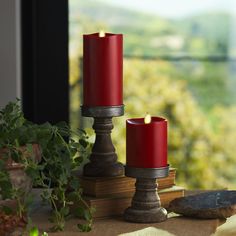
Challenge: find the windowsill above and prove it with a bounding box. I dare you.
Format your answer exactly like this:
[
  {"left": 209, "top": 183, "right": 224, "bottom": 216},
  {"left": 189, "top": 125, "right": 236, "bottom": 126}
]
[{"left": 30, "top": 189, "right": 223, "bottom": 236}]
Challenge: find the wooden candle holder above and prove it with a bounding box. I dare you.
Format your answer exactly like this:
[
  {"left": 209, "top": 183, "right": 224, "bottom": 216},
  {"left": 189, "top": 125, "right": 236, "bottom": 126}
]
[
  {"left": 124, "top": 165, "right": 169, "bottom": 223},
  {"left": 81, "top": 105, "right": 124, "bottom": 177}
]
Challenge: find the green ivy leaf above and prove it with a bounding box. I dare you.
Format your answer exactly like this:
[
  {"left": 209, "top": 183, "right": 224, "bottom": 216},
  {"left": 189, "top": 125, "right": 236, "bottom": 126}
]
[
  {"left": 1, "top": 205, "right": 13, "bottom": 215},
  {"left": 77, "top": 223, "right": 92, "bottom": 232},
  {"left": 26, "top": 143, "right": 33, "bottom": 154},
  {"left": 29, "top": 226, "right": 39, "bottom": 236},
  {"left": 79, "top": 139, "right": 88, "bottom": 148},
  {"left": 69, "top": 178, "right": 80, "bottom": 190},
  {"left": 84, "top": 209, "right": 92, "bottom": 221},
  {"left": 74, "top": 207, "right": 84, "bottom": 218},
  {"left": 60, "top": 206, "right": 70, "bottom": 217}
]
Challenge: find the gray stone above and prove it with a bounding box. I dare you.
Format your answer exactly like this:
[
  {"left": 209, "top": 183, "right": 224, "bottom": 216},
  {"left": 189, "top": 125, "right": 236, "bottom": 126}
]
[{"left": 168, "top": 190, "right": 236, "bottom": 219}]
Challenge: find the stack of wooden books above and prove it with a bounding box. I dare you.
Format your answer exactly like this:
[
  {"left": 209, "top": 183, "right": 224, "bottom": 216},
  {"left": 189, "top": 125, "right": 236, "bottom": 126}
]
[{"left": 80, "top": 168, "right": 184, "bottom": 218}]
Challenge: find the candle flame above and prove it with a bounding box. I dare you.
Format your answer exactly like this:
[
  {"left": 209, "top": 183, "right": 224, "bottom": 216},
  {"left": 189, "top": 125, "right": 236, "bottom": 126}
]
[
  {"left": 144, "top": 113, "right": 151, "bottom": 124},
  {"left": 99, "top": 30, "right": 105, "bottom": 37}
]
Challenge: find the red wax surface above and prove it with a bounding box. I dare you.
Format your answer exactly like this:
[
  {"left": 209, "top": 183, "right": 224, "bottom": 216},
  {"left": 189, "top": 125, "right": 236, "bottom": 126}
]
[
  {"left": 126, "top": 117, "right": 168, "bottom": 168},
  {"left": 83, "top": 33, "right": 123, "bottom": 106}
]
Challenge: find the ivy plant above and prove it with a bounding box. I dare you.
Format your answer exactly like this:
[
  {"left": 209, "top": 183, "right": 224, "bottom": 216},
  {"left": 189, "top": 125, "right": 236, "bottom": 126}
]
[{"left": 0, "top": 99, "right": 94, "bottom": 232}]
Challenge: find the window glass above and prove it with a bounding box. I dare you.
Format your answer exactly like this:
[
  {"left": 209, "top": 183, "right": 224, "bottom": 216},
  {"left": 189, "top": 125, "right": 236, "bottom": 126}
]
[{"left": 69, "top": 0, "right": 236, "bottom": 189}]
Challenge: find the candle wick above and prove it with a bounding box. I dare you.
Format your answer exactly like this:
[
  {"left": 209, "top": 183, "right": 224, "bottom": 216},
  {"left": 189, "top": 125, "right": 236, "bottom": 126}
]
[
  {"left": 144, "top": 113, "right": 151, "bottom": 124},
  {"left": 99, "top": 31, "right": 105, "bottom": 37}
]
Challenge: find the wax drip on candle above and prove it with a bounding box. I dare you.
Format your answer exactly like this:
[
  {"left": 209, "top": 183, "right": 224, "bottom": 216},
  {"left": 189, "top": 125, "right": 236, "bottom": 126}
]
[
  {"left": 144, "top": 113, "right": 151, "bottom": 124},
  {"left": 99, "top": 30, "right": 105, "bottom": 37}
]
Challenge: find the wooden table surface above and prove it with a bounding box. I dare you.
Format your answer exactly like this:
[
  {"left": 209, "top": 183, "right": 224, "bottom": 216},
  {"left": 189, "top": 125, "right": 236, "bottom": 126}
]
[{"left": 30, "top": 189, "right": 224, "bottom": 236}]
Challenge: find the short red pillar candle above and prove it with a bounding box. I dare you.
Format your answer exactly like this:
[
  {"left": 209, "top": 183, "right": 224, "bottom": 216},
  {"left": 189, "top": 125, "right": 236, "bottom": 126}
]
[
  {"left": 83, "top": 32, "right": 123, "bottom": 107},
  {"left": 126, "top": 116, "right": 168, "bottom": 168}
]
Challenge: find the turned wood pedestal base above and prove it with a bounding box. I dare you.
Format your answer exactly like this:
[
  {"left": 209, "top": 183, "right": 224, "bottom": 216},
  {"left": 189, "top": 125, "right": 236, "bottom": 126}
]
[
  {"left": 81, "top": 105, "right": 124, "bottom": 177},
  {"left": 124, "top": 166, "right": 169, "bottom": 223},
  {"left": 124, "top": 178, "right": 167, "bottom": 223}
]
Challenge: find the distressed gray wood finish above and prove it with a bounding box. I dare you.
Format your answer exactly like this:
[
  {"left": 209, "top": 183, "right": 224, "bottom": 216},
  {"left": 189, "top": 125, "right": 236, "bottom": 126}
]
[
  {"left": 82, "top": 106, "right": 124, "bottom": 177},
  {"left": 169, "top": 190, "right": 236, "bottom": 219},
  {"left": 124, "top": 178, "right": 168, "bottom": 223}
]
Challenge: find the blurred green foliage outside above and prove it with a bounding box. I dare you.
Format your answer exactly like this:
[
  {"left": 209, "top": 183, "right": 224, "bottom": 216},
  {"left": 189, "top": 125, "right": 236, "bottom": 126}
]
[
  {"left": 69, "top": 0, "right": 236, "bottom": 189},
  {"left": 70, "top": 58, "right": 236, "bottom": 190}
]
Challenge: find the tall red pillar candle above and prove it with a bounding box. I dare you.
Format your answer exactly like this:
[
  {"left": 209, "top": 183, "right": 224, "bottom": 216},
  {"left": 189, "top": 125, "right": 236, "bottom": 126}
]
[
  {"left": 83, "top": 32, "right": 123, "bottom": 107},
  {"left": 126, "top": 116, "right": 168, "bottom": 168}
]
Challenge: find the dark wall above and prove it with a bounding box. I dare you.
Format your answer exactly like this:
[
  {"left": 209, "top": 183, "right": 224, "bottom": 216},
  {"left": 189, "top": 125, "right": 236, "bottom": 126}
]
[{"left": 21, "top": 0, "right": 69, "bottom": 124}]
